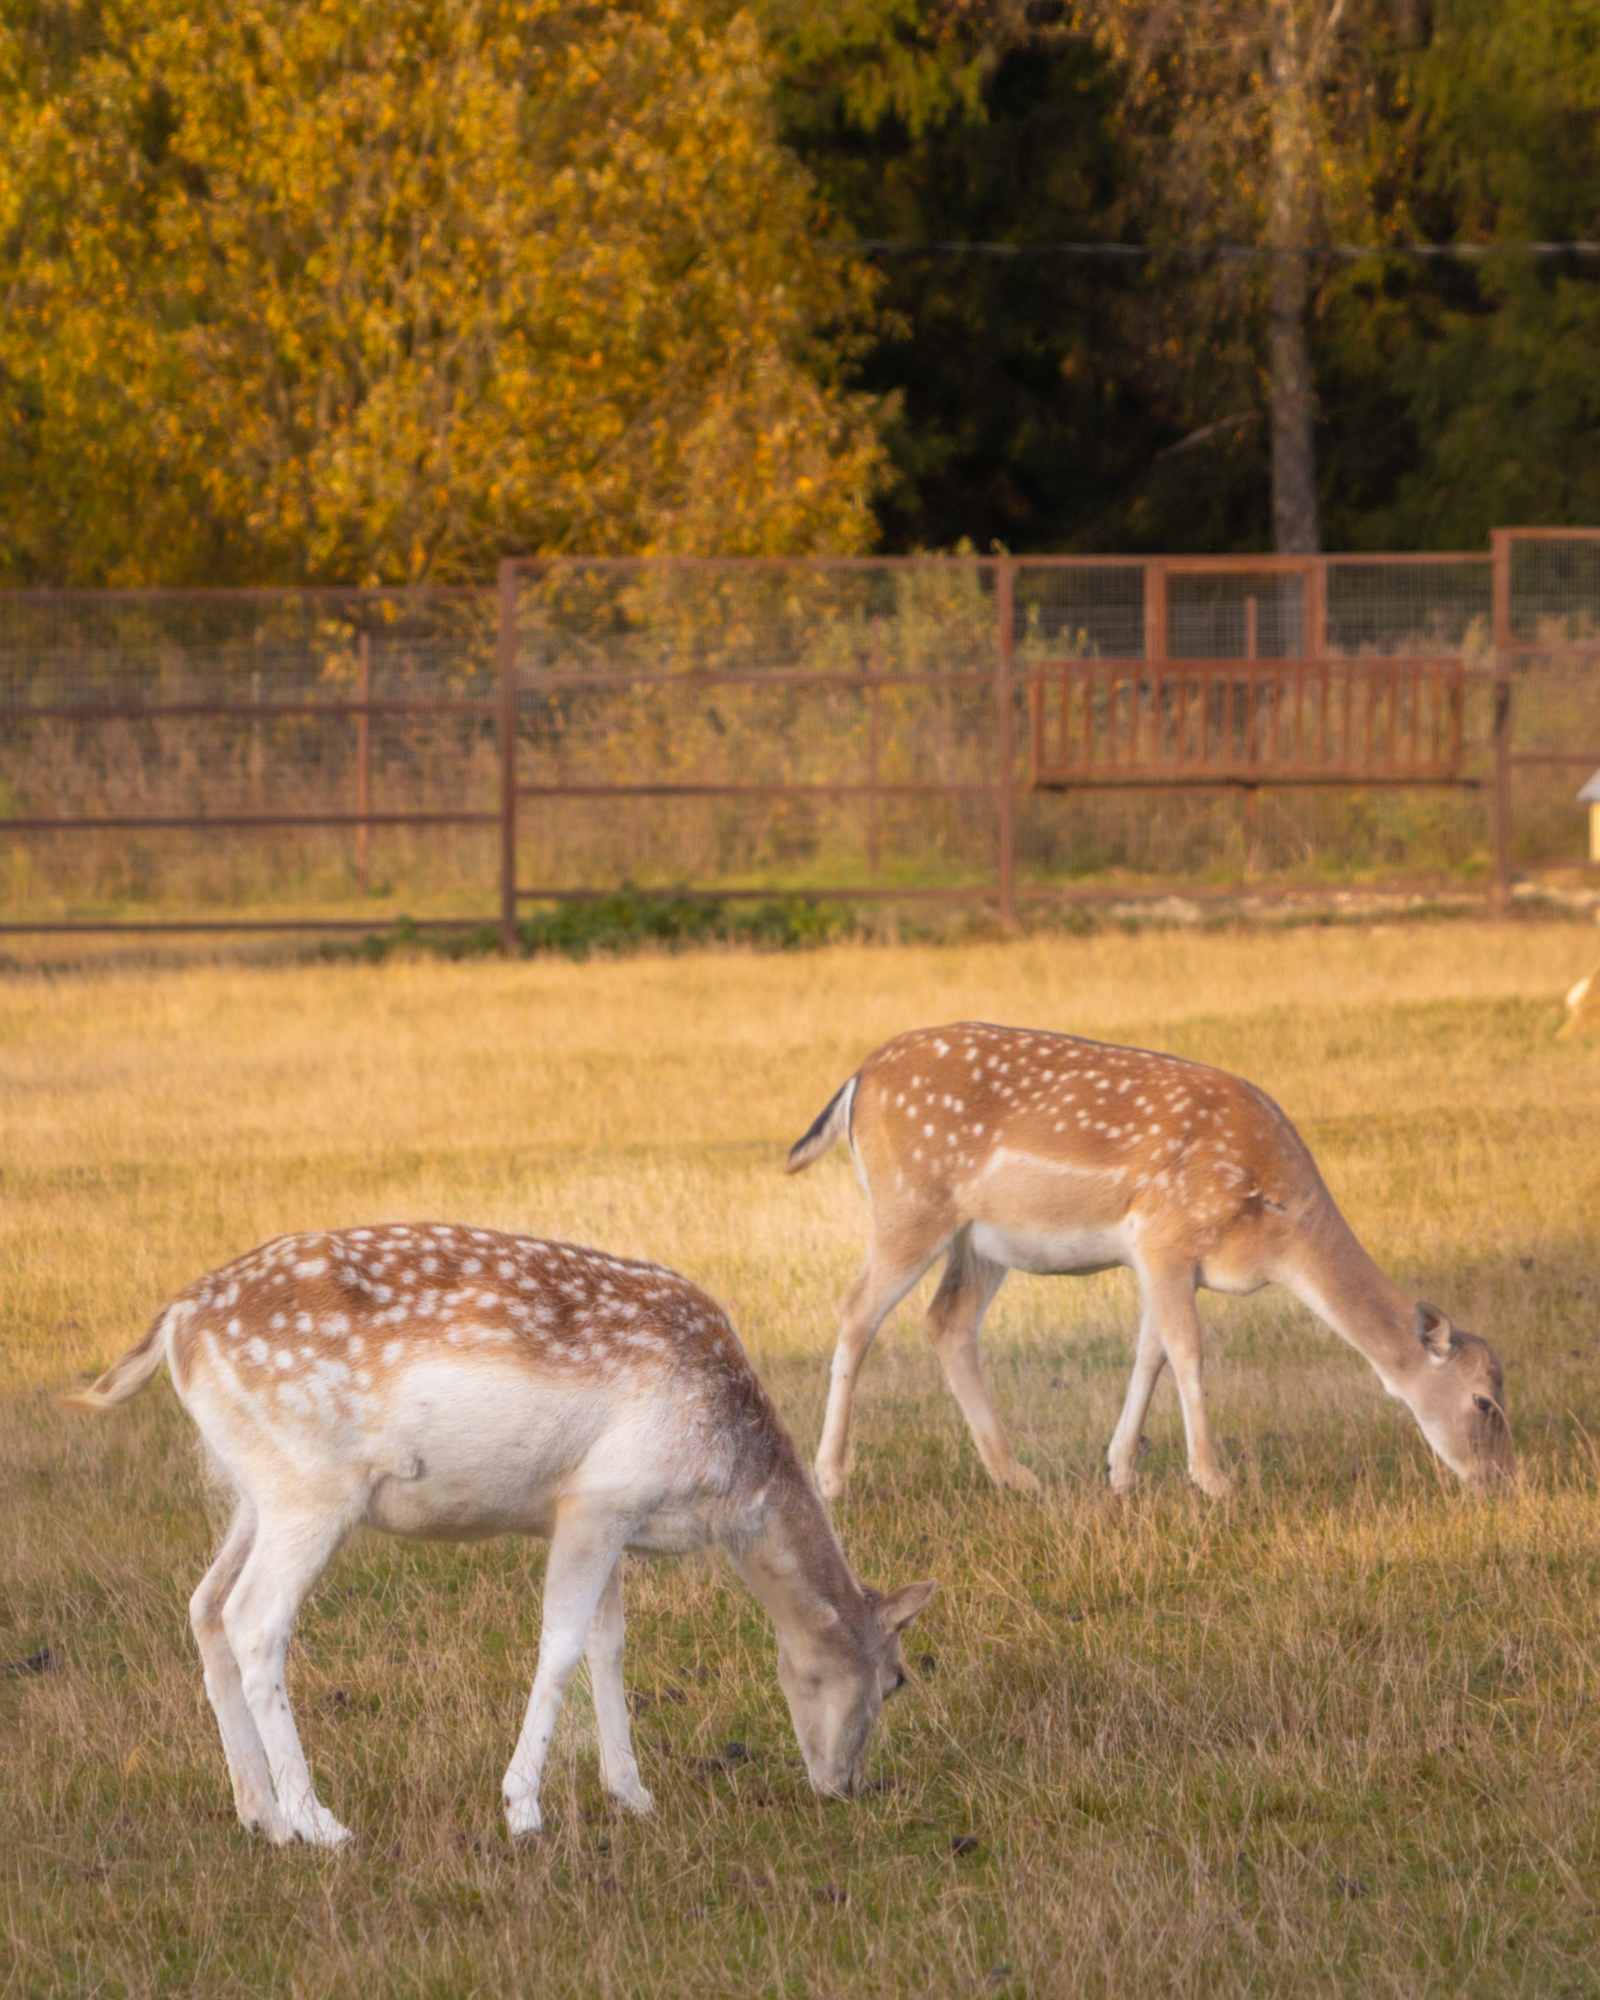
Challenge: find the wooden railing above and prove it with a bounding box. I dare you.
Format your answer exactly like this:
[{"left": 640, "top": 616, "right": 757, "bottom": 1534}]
[{"left": 1030, "top": 655, "right": 1468, "bottom": 789}]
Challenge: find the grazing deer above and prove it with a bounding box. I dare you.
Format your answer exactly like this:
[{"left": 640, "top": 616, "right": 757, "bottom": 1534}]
[
  {"left": 59, "top": 1224, "right": 934, "bottom": 1848},
  {"left": 788, "top": 1023, "right": 1513, "bottom": 1500}
]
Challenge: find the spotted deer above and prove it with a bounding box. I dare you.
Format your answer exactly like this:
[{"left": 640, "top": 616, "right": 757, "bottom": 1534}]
[
  {"left": 59, "top": 1224, "right": 934, "bottom": 1848},
  {"left": 788, "top": 1023, "right": 1513, "bottom": 1500}
]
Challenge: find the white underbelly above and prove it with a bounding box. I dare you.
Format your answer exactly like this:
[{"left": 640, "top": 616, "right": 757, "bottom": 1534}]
[
  {"left": 969, "top": 1220, "right": 1132, "bottom": 1276},
  {"left": 360, "top": 1365, "right": 649, "bottom": 1539}
]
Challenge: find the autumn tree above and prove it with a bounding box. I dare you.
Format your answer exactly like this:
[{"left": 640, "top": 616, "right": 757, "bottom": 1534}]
[{"left": 0, "top": 0, "right": 884, "bottom": 585}]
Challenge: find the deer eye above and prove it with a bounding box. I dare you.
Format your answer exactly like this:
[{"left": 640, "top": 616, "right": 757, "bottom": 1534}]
[{"left": 1473, "top": 1395, "right": 1495, "bottom": 1415}]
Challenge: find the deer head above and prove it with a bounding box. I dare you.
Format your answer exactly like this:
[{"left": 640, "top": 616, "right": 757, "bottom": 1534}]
[
  {"left": 776, "top": 1580, "right": 936, "bottom": 1797},
  {"left": 1408, "top": 1302, "right": 1514, "bottom": 1487}
]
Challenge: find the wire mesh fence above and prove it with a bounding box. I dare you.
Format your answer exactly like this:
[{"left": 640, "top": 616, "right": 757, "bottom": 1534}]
[
  {"left": 508, "top": 560, "right": 1003, "bottom": 905},
  {"left": 0, "top": 540, "right": 1595, "bottom": 938},
  {"left": 0, "top": 590, "right": 500, "bottom": 927},
  {"left": 1498, "top": 532, "right": 1600, "bottom": 876}
]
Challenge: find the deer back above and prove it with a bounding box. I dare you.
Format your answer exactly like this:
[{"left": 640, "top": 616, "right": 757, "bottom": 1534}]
[
  {"left": 164, "top": 1223, "right": 800, "bottom": 1541},
  {"left": 849, "top": 1023, "right": 1322, "bottom": 1263}
]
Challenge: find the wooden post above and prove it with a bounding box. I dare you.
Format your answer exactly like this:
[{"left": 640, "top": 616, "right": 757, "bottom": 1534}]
[
  {"left": 1306, "top": 556, "right": 1327, "bottom": 659},
  {"left": 1491, "top": 679, "right": 1513, "bottom": 903},
  {"left": 995, "top": 557, "right": 1017, "bottom": 929},
  {"left": 357, "top": 633, "right": 371, "bottom": 896},
  {"left": 867, "top": 615, "right": 882, "bottom": 874},
  {"left": 1242, "top": 593, "right": 1260, "bottom": 860},
  {"left": 497, "top": 558, "right": 519, "bottom": 953},
  {"left": 1491, "top": 529, "right": 1513, "bottom": 905},
  {"left": 1145, "top": 559, "right": 1168, "bottom": 664}
]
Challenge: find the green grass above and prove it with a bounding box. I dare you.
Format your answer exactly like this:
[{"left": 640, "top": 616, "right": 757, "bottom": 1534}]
[{"left": 3, "top": 921, "right": 1600, "bottom": 1996}]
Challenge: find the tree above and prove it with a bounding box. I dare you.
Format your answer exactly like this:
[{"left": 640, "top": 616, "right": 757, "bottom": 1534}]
[
  {"left": 767, "top": 1, "right": 1158, "bottom": 552},
  {"left": 1073, "top": 0, "right": 1393, "bottom": 553},
  {"left": 0, "top": 0, "right": 884, "bottom": 584},
  {"left": 761, "top": 0, "right": 1405, "bottom": 554},
  {"left": 1351, "top": 0, "right": 1600, "bottom": 545},
  {"left": 763, "top": 0, "right": 1600, "bottom": 557}
]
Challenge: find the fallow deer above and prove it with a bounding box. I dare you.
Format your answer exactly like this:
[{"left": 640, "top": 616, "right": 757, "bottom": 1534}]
[
  {"left": 788, "top": 1023, "right": 1513, "bottom": 1500},
  {"left": 59, "top": 1223, "right": 934, "bottom": 1847}
]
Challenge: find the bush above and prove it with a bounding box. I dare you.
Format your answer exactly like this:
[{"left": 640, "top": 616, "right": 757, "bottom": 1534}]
[{"left": 311, "top": 893, "right": 855, "bottom": 966}]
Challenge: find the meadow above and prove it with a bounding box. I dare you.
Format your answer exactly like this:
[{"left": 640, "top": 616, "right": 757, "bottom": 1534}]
[{"left": 3, "top": 919, "right": 1600, "bottom": 1998}]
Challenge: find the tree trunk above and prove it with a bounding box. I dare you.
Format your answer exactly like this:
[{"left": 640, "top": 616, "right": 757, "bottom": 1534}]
[{"left": 1267, "top": 1, "right": 1321, "bottom": 553}]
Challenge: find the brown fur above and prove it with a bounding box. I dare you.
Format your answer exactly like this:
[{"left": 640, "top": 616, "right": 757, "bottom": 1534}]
[{"left": 794, "top": 1023, "right": 1513, "bottom": 1499}]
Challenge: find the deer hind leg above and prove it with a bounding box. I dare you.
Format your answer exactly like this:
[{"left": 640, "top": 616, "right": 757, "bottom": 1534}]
[
  {"left": 1128, "top": 1259, "right": 1231, "bottom": 1499},
  {"left": 585, "top": 1559, "right": 651, "bottom": 1815},
  {"left": 189, "top": 1500, "right": 287, "bottom": 1840},
  {"left": 815, "top": 1222, "right": 949, "bottom": 1502},
  {"left": 924, "top": 1233, "right": 1037, "bottom": 1493},
  {"left": 220, "top": 1508, "right": 354, "bottom": 1847},
  {"left": 502, "top": 1508, "right": 628, "bottom": 1841}
]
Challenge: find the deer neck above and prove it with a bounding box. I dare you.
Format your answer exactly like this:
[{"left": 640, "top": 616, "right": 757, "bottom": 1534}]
[
  {"left": 1282, "top": 1202, "right": 1423, "bottom": 1398},
  {"left": 725, "top": 1470, "right": 868, "bottom": 1661}
]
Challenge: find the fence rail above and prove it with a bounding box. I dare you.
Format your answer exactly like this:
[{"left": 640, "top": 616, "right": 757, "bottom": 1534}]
[
  {"left": 1030, "top": 657, "right": 1468, "bottom": 787},
  {"left": 0, "top": 533, "right": 1595, "bottom": 943}
]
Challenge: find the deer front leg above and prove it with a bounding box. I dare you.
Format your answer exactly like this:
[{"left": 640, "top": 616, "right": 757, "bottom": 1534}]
[
  {"left": 924, "top": 1233, "right": 1037, "bottom": 1492},
  {"left": 815, "top": 1234, "right": 942, "bottom": 1501},
  {"left": 1130, "top": 1260, "right": 1232, "bottom": 1499},
  {"left": 585, "top": 1560, "right": 652, "bottom": 1815},
  {"left": 503, "top": 1510, "right": 627, "bottom": 1841},
  {"left": 1106, "top": 1303, "right": 1167, "bottom": 1494}
]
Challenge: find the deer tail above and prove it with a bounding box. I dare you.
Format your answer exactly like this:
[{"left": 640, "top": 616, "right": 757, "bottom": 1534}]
[
  {"left": 54, "top": 1306, "right": 174, "bottom": 1413},
  {"left": 786, "top": 1076, "right": 857, "bottom": 1175}
]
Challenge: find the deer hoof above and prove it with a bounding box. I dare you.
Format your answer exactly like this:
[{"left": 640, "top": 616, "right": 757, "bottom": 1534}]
[
  {"left": 245, "top": 1809, "right": 294, "bottom": 1845},
  {"left": 291, "top": 1804, "right": 353, "bottom": 1849}
]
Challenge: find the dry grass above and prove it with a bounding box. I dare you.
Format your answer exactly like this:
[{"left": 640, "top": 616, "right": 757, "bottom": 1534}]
[{"left": 3, "top": 920, "right": 1600, "bottom": 1997}]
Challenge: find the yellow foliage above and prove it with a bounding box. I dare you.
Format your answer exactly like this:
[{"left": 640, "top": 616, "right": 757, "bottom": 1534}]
[{"left": 0, "top": 0, "right": 885, "bottom": 583}]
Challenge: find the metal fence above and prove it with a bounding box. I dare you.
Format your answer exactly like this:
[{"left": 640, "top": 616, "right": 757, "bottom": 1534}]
[{"left": 1, "top": 532, "right": 1596, "bottom": 942}]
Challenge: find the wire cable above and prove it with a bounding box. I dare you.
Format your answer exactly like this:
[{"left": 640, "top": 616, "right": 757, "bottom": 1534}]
[{"left": 825, "top": 239, "right": 1600, "bottom": 260}]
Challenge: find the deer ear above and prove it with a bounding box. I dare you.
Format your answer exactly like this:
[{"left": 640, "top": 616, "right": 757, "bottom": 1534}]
[
  {"left": 1415, "top": 1301, "right": 1455, "bottom": 1361},
  {"left": 877, "top": 1580, "right": 936, "bottom": 1634}
]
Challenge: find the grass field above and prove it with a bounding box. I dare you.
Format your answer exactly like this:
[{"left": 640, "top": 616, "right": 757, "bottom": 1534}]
[{"left": 3, "top": 920, "right": 1600, "bottom": 1998}]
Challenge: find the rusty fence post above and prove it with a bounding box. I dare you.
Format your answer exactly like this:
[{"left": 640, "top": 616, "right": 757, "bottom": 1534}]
[
  {"left": 995, "top": 556, "right": 1017, "bottom": 929},
  {"left": 867, "top": 614, "right": 882, "bottom": 874},
  {"left": 356, "top": 632, "right": 371, "bottom": 896},
  {"left": 1490, "top": 529, "right": 1513, "bottom": 906},
  {"left": 497, "top": 558, "right": 519, "bottom": 953}
]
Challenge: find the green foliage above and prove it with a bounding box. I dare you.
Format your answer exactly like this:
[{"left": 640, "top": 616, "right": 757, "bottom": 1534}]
[
  {"left": 309, "top": 891, "right": 856, "bottom": 964},
  {"left": 516, "top": 890, "right": 854, "bottom": 957},
  {"left": 778, "top": 16, "right": 1162, "bottom": 552},
  {"left": 767, "top": 0, "right": 1600, "bottom": 555},
  {"left": 0, "top": 0, "right": 885, "bottom": 585},
  {"left": 1329, "top": 0, "right": 1600, "bottom": 547}
]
